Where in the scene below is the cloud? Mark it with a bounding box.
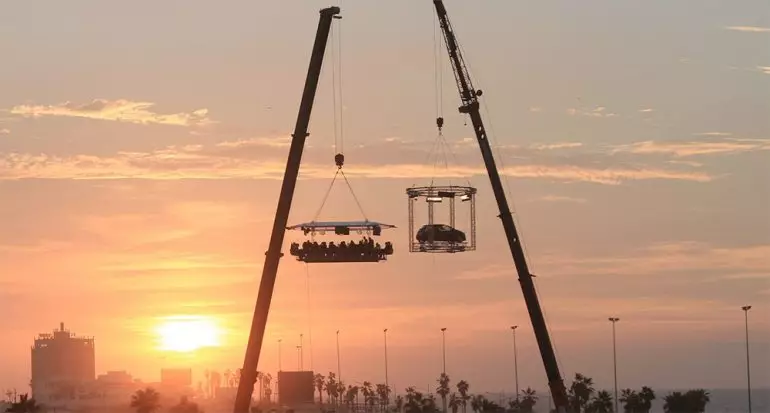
[0,147,713,185]
[759,66,770,75]
[538,241,770,279]
[724,26,770,33]
[530,142,582,150]
[695,132,732,137]
[638,108,654,113]
[0,128,9,134]
[529,107,543,113]
[8,99,214,127]
[567,106,617,118]
[534,195,587,204]
[612,138,770,157]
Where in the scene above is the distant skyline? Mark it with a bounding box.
[1,0,768,395]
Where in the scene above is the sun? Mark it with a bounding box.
[155,316,221,352]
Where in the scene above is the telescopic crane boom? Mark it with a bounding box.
[233,7,341,413]
[430,1,570,411]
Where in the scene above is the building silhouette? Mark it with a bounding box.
[31,322,95,399]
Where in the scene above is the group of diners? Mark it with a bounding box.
[290,236,394,261]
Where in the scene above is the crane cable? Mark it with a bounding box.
[312,16,368,223]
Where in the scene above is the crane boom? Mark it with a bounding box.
[431,1,570,411]
[233,7,341,413]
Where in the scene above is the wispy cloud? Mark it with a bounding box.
[724,26,770,33]
[530,142,582,150]
[695,132,732,137]
[758,66,770,75]
[0,142,713,185]
[9,99,214,127]
[529,107,543,113]
[535,195,587,204]
[567,106,617,118]
[612,138,770,157]
[0,128,9,135]
[638,108,654,113]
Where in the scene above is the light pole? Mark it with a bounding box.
[608,317,620,413]
[300,334,304,370]
[384,328,389,391]
[278,339,283,371]
[511,325,519,402]
[337,330,342,381]
[441,327,447,374]
[296,346,301,370]
[742,305,752,413]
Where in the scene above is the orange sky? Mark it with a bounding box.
[1,0,769,396]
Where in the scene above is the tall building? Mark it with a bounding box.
[31,322,95,399]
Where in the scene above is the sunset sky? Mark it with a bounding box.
[1,0,769,396]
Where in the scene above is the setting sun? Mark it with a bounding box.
[155,316,221,352]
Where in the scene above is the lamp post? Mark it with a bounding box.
[742,305,752,413]
[441,327,447,374]
[278,339,282,371]
[608,317,620,413]
[300,334,304,370]
[384,328,389,391]
[337,330,342,381]
[296,346,301,370]
[511,325,519,402]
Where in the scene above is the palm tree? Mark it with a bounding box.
[325,373,339,405]
[568,373,595,413]
[363,381,375,411]
[376,383,391,408]
[663,389,709,413]
[449,394,461,413]
[262,373,273,403]
[456,381,470,413]
[470,395,485,413]
[169,396,201,413]
[437,373,451,413]
[315,373,326,404]
[620,387,655,413]
[395,395,405,413]
[513,388,538,413]
[130,387,161,413]
[585,390,613,413]
[4,394,41,413]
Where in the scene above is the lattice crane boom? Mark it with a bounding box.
[431,1,571,411]
[233,6,341,413]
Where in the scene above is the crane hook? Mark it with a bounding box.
[335,153,345,169]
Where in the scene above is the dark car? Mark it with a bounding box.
[416,224,466,243]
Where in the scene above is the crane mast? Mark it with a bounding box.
[233,6,341,413]
[431,1,570,411]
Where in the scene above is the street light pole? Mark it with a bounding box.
[384,328,389,391]
[441,327,447,374]
[608,317,620,413]
[742,305,752,413]
[300,334,304,370]
[278,339,282,371]
[337,330,342,381]
[511,326,519,402]
[296,346,301,370]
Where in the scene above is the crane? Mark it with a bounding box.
[232,6,341,413]
[430,1,571,411]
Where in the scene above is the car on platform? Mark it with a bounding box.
[416,224,466,243]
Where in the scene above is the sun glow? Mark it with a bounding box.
[156,316,221,352]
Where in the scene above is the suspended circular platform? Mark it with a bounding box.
[406,185,477,253]
[287,220,395,263]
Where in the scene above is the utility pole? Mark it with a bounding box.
[441,327,447,374]
[336,330,342,381]
[511,326,519,402]
[278,339,282,371]
[608,317,620,413]
[384,328,390,391]
[742,305,752,413]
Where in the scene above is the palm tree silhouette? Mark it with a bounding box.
[130,387,160,413]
